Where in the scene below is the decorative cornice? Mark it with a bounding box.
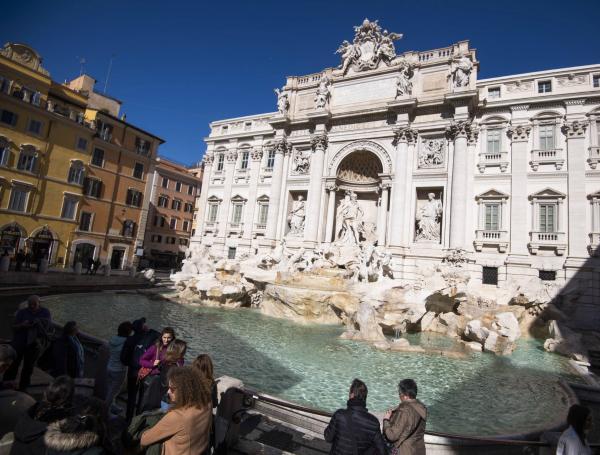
[310,134,328,151]
[563,99,586,106]
[507,124,532,142]
[561,120,588,138]
[510,104,530,112]
[326,182,338,192]
[393,127,418,145]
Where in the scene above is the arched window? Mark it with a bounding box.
[17,145,37,173]
[68,160,85,185]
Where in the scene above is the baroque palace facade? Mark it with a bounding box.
[0,43,164,270]
[193,20,600,316]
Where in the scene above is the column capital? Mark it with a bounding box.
[203,153,214,165]
[393,127,418,145]
[507,123,532,142]
[250,147,263,161]
[325,182,338,192]
[226,149,238,162]
[445,120,472,140]
[467,124,479,146]
[310,133,328,151]
[561,120,588,138]
[273,138,291,155]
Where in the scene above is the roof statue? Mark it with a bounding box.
[335,19,403,75]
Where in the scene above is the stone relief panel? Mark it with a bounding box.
[556,74,587,87]
[417,137,446,169]
[505,81,534,93]
[414,188,443,243]
[291,147,311,175]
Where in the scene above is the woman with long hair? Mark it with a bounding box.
[138,327,177,376]
[556,404,593,455]
[140,367,212,455]
[159,340,187,411]
[192,353,218,408]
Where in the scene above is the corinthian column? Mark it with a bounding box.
[562,119,589,258]
[324,182,337,243]
[377,182,391,246]
[506,123,532,257]
[304,133,328,245]
[241,147,263,246]
[389,127,417,247]
[446,120,474,249]
[193,152,213,243]
[217,148,238,240]
[265,139,288,241]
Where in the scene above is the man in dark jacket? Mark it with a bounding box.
[383,379,427,455]
[324,378,387,455]
[120,318,159,421]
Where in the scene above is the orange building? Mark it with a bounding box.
[143,157,201,268]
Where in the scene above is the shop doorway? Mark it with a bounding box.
[73,243,95,268]
[110,248,125,270]
[31,226,55,264]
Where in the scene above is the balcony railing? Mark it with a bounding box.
[588,146,600,169]
[474,230,509,252]
[530,148,564,171]
[255,222,267,230]
[528,231,567,255]
[477,151,509,173]
[590,232,600,256]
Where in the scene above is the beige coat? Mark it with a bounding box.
[141,406,211,455]
[383,399,427,455]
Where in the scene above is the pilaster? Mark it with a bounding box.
[265,139,289,241]
[304,133,328,247]
[240,146,264,248]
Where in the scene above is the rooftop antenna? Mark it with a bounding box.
[76,56,86,76]
[103,53,115,94]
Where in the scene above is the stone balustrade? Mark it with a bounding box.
[530,148,564,171]
[474,229,509,252]
[528,231,567,255]
[477,150,509,173]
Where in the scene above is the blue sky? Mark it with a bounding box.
[3,0,599,165]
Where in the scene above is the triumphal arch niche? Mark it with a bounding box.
[325,141,392,246]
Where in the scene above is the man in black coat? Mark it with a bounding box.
[324,378,388,455]
[120,318,159,421]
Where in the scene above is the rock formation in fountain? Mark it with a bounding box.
[171,234,597,361]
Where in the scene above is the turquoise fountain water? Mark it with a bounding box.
[45,292,579,436]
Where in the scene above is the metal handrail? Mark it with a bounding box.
[231,386,600,449]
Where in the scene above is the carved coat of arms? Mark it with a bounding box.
[335,19,403,75]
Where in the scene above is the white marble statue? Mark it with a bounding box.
[288,195,306,236]
[335,40,360,75]
[416,192,443,242]
[274,87,289,115]
[396,63,413,98]
[314,76,331,109]
[336,191,364,246]
[259,239,286,269]
[451,54,473,88]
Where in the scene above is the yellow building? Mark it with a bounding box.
[0,43,94,267]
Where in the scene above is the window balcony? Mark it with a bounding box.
[227,222,243,237]
[590,232,600,256]
[588,146,600,170]
[477,151,509,173]
[530,148,564,171]
[203,221,218,237]
[528,231,566,255]
[474,230,509,252]
[254,222,267,231]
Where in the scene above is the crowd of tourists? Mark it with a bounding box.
[2,248,49,272]
[0,294,596,455]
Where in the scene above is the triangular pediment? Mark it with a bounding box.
[207,195,222,202]
[530,187,566,199]
[476,189,509,200]
[588,191,600,199]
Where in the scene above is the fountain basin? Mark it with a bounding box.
[44,291,581,437]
